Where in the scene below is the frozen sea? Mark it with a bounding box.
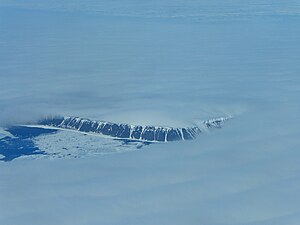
[0,1,300,224]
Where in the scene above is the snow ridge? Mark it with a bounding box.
[37,116,229,142]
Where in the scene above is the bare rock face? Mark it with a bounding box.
[38,116,229,142]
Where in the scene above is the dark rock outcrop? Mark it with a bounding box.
[38,116,228,142]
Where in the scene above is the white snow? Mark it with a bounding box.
[0,128,14,140]
[29,130,145,159]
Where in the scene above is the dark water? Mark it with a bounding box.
[0,126,57,162]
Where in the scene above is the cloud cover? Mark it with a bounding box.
[0,1,300,224]
[3,2,298,126]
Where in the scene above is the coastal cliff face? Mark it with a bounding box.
[38,117,228,142]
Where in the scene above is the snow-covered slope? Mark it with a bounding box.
[36,116,228,142]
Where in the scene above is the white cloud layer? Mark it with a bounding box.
[0,1,300,224]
